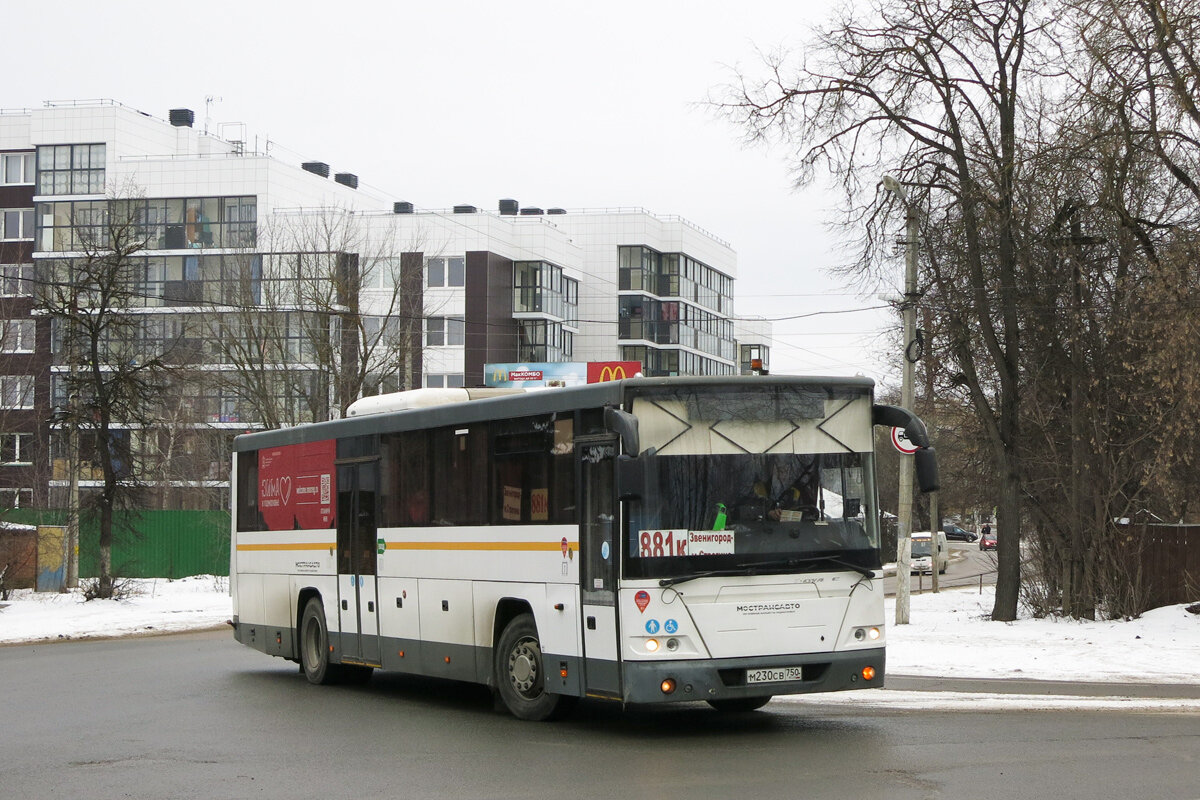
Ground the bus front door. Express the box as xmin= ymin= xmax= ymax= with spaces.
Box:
xmin=336 ymin=457 xmax=381 ymax=666
xmin=578 ymin=437 xmax=621 ymax=699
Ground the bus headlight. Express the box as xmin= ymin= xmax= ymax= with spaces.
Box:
xmin=645 ymin=638 xmax=660 ymax=652
xmin=854 ymin=626 xmax=882 ymax=642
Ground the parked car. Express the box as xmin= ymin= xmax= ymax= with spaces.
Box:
xmin=942 ymin=523 xmax=977 ymax=542
xmin=979 ymin=529 xmax=997 ymax=550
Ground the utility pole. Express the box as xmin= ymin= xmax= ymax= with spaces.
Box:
xmin=923 ymin=305 xmax=940 ymax=594
xmin=883 ymin=175 xmax=917 ymax=624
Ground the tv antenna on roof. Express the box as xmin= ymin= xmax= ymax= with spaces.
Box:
xmin=204 ymin=95 xmax=223 ymax=135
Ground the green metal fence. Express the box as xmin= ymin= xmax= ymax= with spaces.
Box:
xmin=3 ymin=509 xmax=230 ymax=579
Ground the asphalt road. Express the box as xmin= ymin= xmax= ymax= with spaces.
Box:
xmin=2 ymin=630 xmax=1196 ymax=800
xmin=884 ymin=541 xmax=998 ymax=596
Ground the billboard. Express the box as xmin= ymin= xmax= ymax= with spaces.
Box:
xmin=485 ymin=362 xmax=588 ymax=388
xmin=485 ymin=361 xmax=644 ymax=388
xmin=587 ymin=361 xmax=642 ymax=383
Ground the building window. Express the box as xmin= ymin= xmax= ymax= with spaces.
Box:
xmin=427 ymin=256 xmax=465 ymax=288
xmin=0 ymin=376 xmax=34 ymax=409
xmin=36 ymin=143 xmax=106 ymax=195
xmin=0 ymin=264 xmax=34 ymax=296
xmin=0 ymin=319 xmax=35 ymax=353
xmin=0 ymin=208 xmax=34 ymax=240
xmin=426 ymin=316 xmax=465 ymax=347
xmin=425 ymin=373 xmax=465 ymax=388
xmin=0 ymin=433 xmax=33 ymax=465
xmin=514 ymin=261 xmax=577 ymax=320
xmin=36 ymin=195 xmax=256 ymax=252
xmin=2 ymin=153 xmax=35 ymax=185
xmin=0 ymin=488 xmax=32 ymax=508
xmin=518 ymin=320 xmax=572 ymax=362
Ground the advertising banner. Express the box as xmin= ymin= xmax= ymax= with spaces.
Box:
xmin=586 ymin=361 xmax=642 ymax=383
xmin=485 ymin=361 xmax=644 ymax=388
xmin=485 ymin=362 xmax=588 ymax=388
xmin=258 ymin=440 xmax=336 ymax=530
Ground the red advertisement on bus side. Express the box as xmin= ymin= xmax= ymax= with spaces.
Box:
xmin=258 ymin=440 xmax=336 ymax=531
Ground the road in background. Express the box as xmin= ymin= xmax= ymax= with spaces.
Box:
xmin=883 ymin=542 xmax=996 ymax=597
xmin=1 ymin=630 xmax=1195 ymax=800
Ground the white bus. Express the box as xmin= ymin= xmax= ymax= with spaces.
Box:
xmin=230 ymin=376 xmax=937 ymax=720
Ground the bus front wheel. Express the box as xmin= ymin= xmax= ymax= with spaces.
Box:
xmin=495 ymin=613 xmax=567 ymax=721
xmin=300 ymin=597 xmax=341 ymax=685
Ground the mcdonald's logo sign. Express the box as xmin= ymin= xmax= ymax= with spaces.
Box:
xmin=491 ymin=367 xmax=509 ymax=383
xmin=587 ymin=361 xmax=642 ymax=383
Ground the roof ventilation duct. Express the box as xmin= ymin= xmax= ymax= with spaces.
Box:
xmin=169 ymin=109 xmax=195 ymax=127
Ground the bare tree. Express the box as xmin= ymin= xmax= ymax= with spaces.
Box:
xmin=718 ymin=0 xmax=1200 ymax=620
xmin=717 ymin=0 xmax=1040 ymax=619
xmin=207 ymin=207 xmax=432 ymax=428
xmin=35 ymin=191 xmax=175 ymax=598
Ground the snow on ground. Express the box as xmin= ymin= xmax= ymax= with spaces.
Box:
xmin=0 ymin=575 xmax=231 ymax=643
xmin=1 ymin=576 xmax=1197 ymax=711
xmin=884 ymin=586 xmax=1199 ymax=684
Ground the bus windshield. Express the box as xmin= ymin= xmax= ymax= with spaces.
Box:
xmin=623 ymin=385 xmax=881 ymax=581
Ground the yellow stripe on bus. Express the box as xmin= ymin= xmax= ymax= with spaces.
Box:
xmin=236 ymin=541 xmax=574 ymax=553
xmin=385 ymin=541 xmax=574 ymax=552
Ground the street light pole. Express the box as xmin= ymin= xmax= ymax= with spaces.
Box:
xmin=883 ymin=175 xmax=917 ymax=625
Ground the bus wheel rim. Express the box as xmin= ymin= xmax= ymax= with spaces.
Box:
xmin=507 ymin=637 xmax=541 ymax=696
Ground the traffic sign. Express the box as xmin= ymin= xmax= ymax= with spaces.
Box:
xmin=891 ymin=426 xmax=919 ymax=454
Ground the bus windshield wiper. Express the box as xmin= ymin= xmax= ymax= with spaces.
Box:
xmin=778 ymin=555 xmax=876 ymax=579
xmin=658 ymin=557 xmax=875 ymax=588
xmin=658 ymin=567 xmax=766 ymax=588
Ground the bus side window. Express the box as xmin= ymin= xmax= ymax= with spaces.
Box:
xmin=430 ymin=425 xmax=488 ymax=525
xmin=235 ymin=450 xmax=265 ymax=531
xmin=381 ymin=430 xmax=430 ymax=527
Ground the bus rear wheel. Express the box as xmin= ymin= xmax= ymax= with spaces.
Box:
xmin=708 ymin=696 xmax=772 ymax=712
xmin=495 ymin=613 xmax=568 ymax=721
xmin=300 ymin=597 xmax=342 ymax=685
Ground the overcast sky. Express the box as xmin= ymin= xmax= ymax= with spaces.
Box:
xmin=8 ymin=0 xmax=900 ymax=382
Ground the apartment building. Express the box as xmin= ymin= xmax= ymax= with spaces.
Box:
xmin=0 ymin=100 xmax=768 ymax=511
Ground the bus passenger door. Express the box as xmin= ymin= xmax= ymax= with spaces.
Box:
xmin=578 ymin=437 xmax=621 ymax=699
xmin=336 ymin=456 xmax=381 ymax=666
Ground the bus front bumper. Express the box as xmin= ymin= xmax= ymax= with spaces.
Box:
xmin=620 ymin=647 xmax=885 ymax=705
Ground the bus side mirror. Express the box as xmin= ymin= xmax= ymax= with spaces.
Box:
xmin=616 ymin=447 xmax=657 ymax=501
xmin=604 ymin=406 xmax=640 ymax=456
xmin=915 ymin=447 xmax=940 ymax=493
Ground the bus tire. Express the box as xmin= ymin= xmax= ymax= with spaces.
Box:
xmin=708 ymin=696 xmax=772 ymax=712
xmin=300 ymin=597 xmax=341 ymax=685
xmin=495 ymin=613 xmax=566 ymax=721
